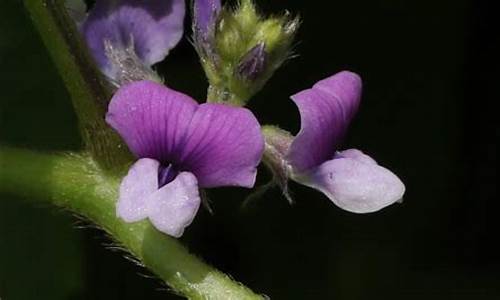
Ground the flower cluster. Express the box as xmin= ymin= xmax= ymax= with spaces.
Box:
xmin=75 ymin=0 xmax=405 ymax=237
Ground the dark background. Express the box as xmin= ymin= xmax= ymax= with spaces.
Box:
xmin=1 ymin=0 xmax=498 ymax=299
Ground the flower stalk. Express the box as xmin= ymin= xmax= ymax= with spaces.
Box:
xmin=23 ymin=0 xmax=132 ymax=171
xmin=0 ymin=147 xmax=264 ymax=300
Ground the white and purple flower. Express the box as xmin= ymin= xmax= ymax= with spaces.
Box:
xmin=263 ymin=71 xmax=405 ymax=213
xmin=106 ymin=80 xmax=264 ymax=237
xmin=80 ymin=0 xmax=185 ymax=82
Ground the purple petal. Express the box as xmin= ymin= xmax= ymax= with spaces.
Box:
xmin=82 ymin=0 xmax=185 ymax=75
xmin=106 ymin=81 xmax=198 ymax=162
xmin=106 ymin=81 xmax=265 ymax=189
xmin=297 ymin=149 xmax=405 ymax=213
xmin=178 ymin=104 xmax=264 ymax=188
xmin=147 ymin=172 xmax=201 ymax=237
xmin=313 ymin=71 xmax=362 ymax=120
xmin=287 ymin=71 xmax=362 ymax=173
xmin=117 ymin=158 xmax=160 ymax=222
xmin=193 ymin=0 xmax=221 ymax=38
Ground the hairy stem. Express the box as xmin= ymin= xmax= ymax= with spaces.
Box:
xmin=23 ymin=0 xmax=131 ymax=171
xmin=0 ymin=147 xmax=264 ymax=300
xmin=206 ymin=84 xmax=245 ymax=106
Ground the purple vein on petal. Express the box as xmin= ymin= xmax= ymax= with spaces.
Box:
xmin=107 ymin=81 xmax=264 ymax=189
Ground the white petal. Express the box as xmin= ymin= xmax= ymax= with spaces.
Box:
xmin=147 ymin=172 xmax=201 ymax=237
xmin=294 ymin=150 xmax=405 ymax=213
xmin=116 ymin=158 xmax=159 ymax=222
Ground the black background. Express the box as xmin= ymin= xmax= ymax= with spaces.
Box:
xmin=1 ymin=0 xmax=498 ymax=299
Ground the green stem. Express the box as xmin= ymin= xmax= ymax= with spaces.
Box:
xmin=206 ymin=84 xmax=248 ymax=106
xmin=23 ymin=0 xmax=131 ymax=171
xmin=0 ymin=147 xmax=264 ymax=300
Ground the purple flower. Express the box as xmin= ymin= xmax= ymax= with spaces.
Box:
xmin=264 ymin=71 xmax=405 ymax=213
xmin=106 ymin=81 xmax=264 ymax=237
xmin=81 ymin=0 xmax=185 ymax=80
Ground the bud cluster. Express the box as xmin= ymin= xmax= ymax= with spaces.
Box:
xmin=193 ymin=0 xmax=299 ymax=105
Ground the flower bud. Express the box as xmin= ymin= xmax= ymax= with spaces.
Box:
xmin=236 ymin=43 xmax=267 ymax=81
xmin=193 ymin=0 xmax=299 ymax=105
